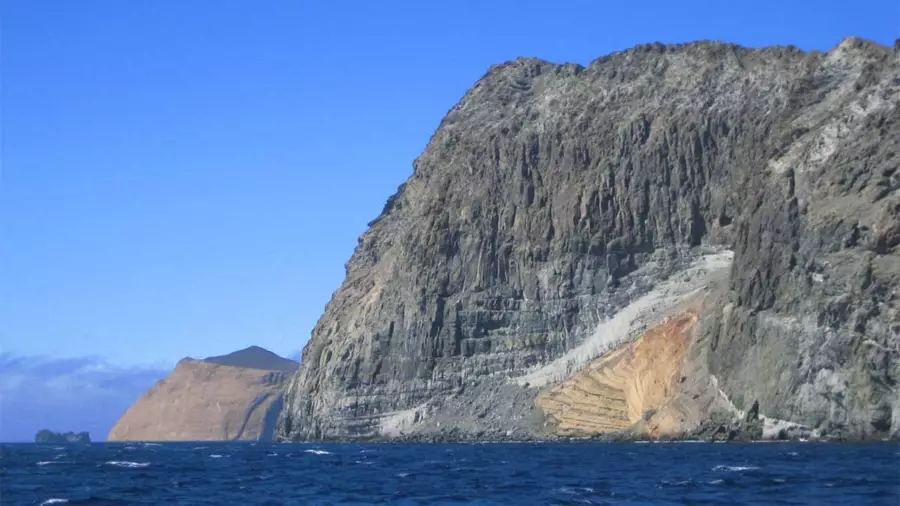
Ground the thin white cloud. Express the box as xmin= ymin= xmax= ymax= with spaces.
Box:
xmin=0 ymin=353 xmax=169 ymax=442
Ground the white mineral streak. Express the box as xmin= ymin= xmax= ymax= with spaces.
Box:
xmin=516 ymin=250 xmax=734 ymax=388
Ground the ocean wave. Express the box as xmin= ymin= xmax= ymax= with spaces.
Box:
xmin=304 ymin=449 xmax=332 ymax=455
xmin=560 ymin=486 xmax=595 ymax=494
xmin=209 ymin=454 xmax=227 ymax=458
xmin=104 ymin=461 xmax=150 ymax=468
xmin=659 ymin=479 xmax=695 ymax=487
xmin=713 ymin=465 xmax=760 ymax=472
xmin=142 ymin=443 xmax=162 ymax=447
xmin=40 ymin=499 xmax=69 ymax=505
xmin=37 ymin=461 xmax=73 ymax=466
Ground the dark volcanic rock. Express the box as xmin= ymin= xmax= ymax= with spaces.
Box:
xmin=203 ymin=346 xmax=299 ymax=372
xmin=279 ymin=37 xmax=899 ymax=442
xmin=35 ymin=430 xmax=91 ymax=444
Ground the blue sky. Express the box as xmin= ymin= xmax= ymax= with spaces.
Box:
xmin=0 ymin=1 xmax=896 ymax=440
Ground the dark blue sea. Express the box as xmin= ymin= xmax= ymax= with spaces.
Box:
xmin=2 ymin=442 xmax=897 ymax=505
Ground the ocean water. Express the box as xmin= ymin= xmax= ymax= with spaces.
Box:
xmin=2 ymin=442 xmax=897 ymax=505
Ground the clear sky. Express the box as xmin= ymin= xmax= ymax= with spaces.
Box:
xmin=0 ymin=1 xmax=896 ymax=440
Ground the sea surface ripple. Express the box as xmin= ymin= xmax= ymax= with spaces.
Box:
xmin=2 ymin=442 xmax=897 ymax=505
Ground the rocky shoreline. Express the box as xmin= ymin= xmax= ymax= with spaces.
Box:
xmin=281 ymin=401 xmax=899 ymax=445
xmin=283 ymin=432 xmax=898 ymax=445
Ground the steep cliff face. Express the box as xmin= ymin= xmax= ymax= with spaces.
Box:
xmin=280 ymin=37 xmax=899 ymax=441
xmin=702 ymin=38 xmax=900 ymax=438
xmin=109 ymin=347 xmax=297 ymax=442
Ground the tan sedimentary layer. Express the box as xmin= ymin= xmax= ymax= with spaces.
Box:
xmin=108 ymin=360 xmax=289 ymax=442
xmin=537 ymin=309 xmax=698 ymax=436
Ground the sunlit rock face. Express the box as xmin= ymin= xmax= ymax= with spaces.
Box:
xmin=109 ymin=347 xmax=297 ymax=442
xmin=279 ymin=37 xmax=899 ymax=442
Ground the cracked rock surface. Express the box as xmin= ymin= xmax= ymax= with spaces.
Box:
xmin=279 ymin=37 xmax=899 ymax=441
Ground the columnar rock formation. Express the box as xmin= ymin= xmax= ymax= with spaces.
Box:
xmin=109 ymin=347 xmax=297 ymax=442
xmin=279 ymin=37 xmax=899 ymax=441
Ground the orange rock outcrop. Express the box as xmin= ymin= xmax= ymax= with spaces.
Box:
xmin=536 ymin=310 xmax=698 ymax=436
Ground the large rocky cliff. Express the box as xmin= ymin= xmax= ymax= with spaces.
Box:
xmin=279 ymin=37 xmax=899 ymax=441
xmin=109 ymin=347 xmax=297 ymax=442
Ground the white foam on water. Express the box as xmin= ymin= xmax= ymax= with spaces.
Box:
xmin=266 ymin=452 xmax=278 ymax=457
xmin=709 ymin=479 xmax=724 ymax=485
xmin=712 ymin=465 xmax=760 ymax=472
xmin=104 ymin=461 xmax=150 ymax=468
xmin=396 ymin=472 xmax=410 ymax=478
xmin=355 ymin=460 xmax=374 ymax=465
xmin=37 ymin=461 xmax=72 ymax=466
xmin=40 ymin=499 xmax=69 ymax=505
xmin=209 ymin=454 xmax=227 ymax=458
xmin=303 ymin=449 xmax=332 ymax=455
xmin=660 ymin=480 xmax=694 ymax=487
xmin=192 ymin=446 xmax=209 ymax=450
xmin=142 ymin=443 xmax=162 ymax=446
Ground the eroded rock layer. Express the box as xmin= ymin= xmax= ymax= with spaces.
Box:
xmin=109 ymin=347 xmax=297 ymax=442
xmin=280 ymin=37 xmax=899 ymax=441
xmin=537 ymin=309 xmax=697 ymax=436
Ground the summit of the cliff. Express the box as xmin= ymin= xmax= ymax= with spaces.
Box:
xmin=202 ymin=346 xmax=298 ymax=372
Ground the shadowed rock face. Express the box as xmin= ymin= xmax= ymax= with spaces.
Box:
xmin=108 ymin=348 xmax=297 ymax=442
xmin=279 ymin=37 xmax=899 ymax=441
xmin=202 ymin=346 xmax=298 ymax=372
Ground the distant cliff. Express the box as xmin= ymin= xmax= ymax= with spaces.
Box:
xmin=279 ymin=36 xmax=899 ymax=442
xmin=35 ymin=430 xmax=91 ymax=444
xmin=109 ymin=347 xmax=297 ymax=442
